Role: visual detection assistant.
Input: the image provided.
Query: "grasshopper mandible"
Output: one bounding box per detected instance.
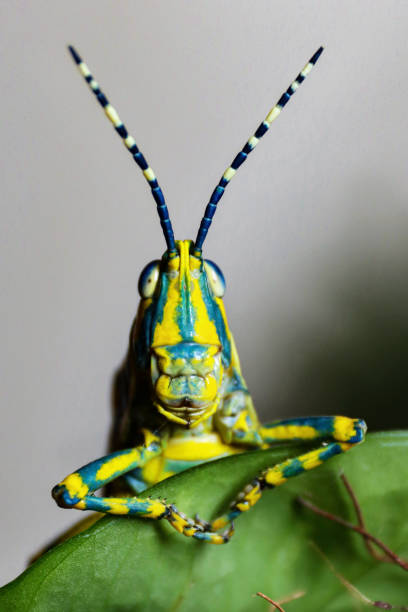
[52,46,366,544]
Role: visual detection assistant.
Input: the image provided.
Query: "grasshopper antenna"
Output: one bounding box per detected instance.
[68,45,177,256]
[193,46,324,256]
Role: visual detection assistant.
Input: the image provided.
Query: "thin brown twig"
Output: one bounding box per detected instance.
[277,591,306,605]
[255,590,305,610]
[311,541,373,606]
[297,491,408,572]
[256,592,286,611]
[311,541,408,610]
[340,473,384,561]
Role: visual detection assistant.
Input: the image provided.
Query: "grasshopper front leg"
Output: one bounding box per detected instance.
[207,416,367,532]
[52,429,166,517]
[52,429,233,544]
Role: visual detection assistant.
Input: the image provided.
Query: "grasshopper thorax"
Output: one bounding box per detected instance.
[134,240,230,428]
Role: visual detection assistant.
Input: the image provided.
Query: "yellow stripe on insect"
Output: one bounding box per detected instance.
[259,424,317,440]
[183,527,196,537]
[339,442,353,452]
[124,135,136,149]
[299,448,323,471]
[96,448,141,481]
[223,167,236,182]
[234,410,251,433]
[104,498,131,515]
[191,306,220,354]
[104,103,122,126]
[145,498,168,518]
[211,516,229,531]
[148,499,166,518]
[264,467,287,487]
[142,428,162,449]
[243,485,262,507]
[155,403,190,426]
[265,105,281,124]
[60,473,89,499]
[236,502,249,512]
[334,416,357,442]
[168,511,189,534]
[301,62,313,78]
[78,62,91,78]
[141,455,173,484]
[211,535,229,545]
[152,255,182,347]
[164,434,240,461]
[233,483,262,512]
[143,167,156,182]
[247,135,259,149]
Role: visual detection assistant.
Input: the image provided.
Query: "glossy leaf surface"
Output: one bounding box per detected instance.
[1,432,407,611]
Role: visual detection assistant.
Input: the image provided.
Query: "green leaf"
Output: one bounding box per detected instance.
[1,432,407,611]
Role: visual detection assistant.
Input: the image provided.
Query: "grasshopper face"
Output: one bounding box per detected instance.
[134,240,231,427]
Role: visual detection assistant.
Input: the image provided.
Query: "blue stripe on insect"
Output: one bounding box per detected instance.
[197,272,231,365]
[254,122,269,138]
[76,495,152,515]
[53,46,367,546]
[115,124,128,138]
[282,458,304,478]
[319,443,344,461]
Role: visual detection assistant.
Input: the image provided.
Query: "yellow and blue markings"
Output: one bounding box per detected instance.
[53,45,367,545]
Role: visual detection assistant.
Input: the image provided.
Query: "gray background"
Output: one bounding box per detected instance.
[1,0,408,585]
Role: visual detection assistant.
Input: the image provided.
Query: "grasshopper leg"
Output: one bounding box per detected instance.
[207,416,367,532]
[52,429,233,544]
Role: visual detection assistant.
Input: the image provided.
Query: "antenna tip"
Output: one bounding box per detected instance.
[310,46,324,65]
[67,45,82,64]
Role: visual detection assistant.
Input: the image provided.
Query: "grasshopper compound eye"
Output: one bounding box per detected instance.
[138,260,160,298]
[204,260,226,298]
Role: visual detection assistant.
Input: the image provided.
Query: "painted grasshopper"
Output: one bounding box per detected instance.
[52,46,366,544]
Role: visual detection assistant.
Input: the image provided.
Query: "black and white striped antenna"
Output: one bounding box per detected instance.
[68,45,177,256]
[194,47,324,256]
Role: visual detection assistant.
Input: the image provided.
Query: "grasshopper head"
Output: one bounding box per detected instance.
[67,46,325,434]
[133,240,231,427]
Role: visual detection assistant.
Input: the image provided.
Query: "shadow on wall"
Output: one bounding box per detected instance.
[256,178,408,431]
[270,261,408,430]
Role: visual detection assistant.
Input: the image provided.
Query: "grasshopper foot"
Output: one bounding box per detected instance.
[165,505,234,544]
